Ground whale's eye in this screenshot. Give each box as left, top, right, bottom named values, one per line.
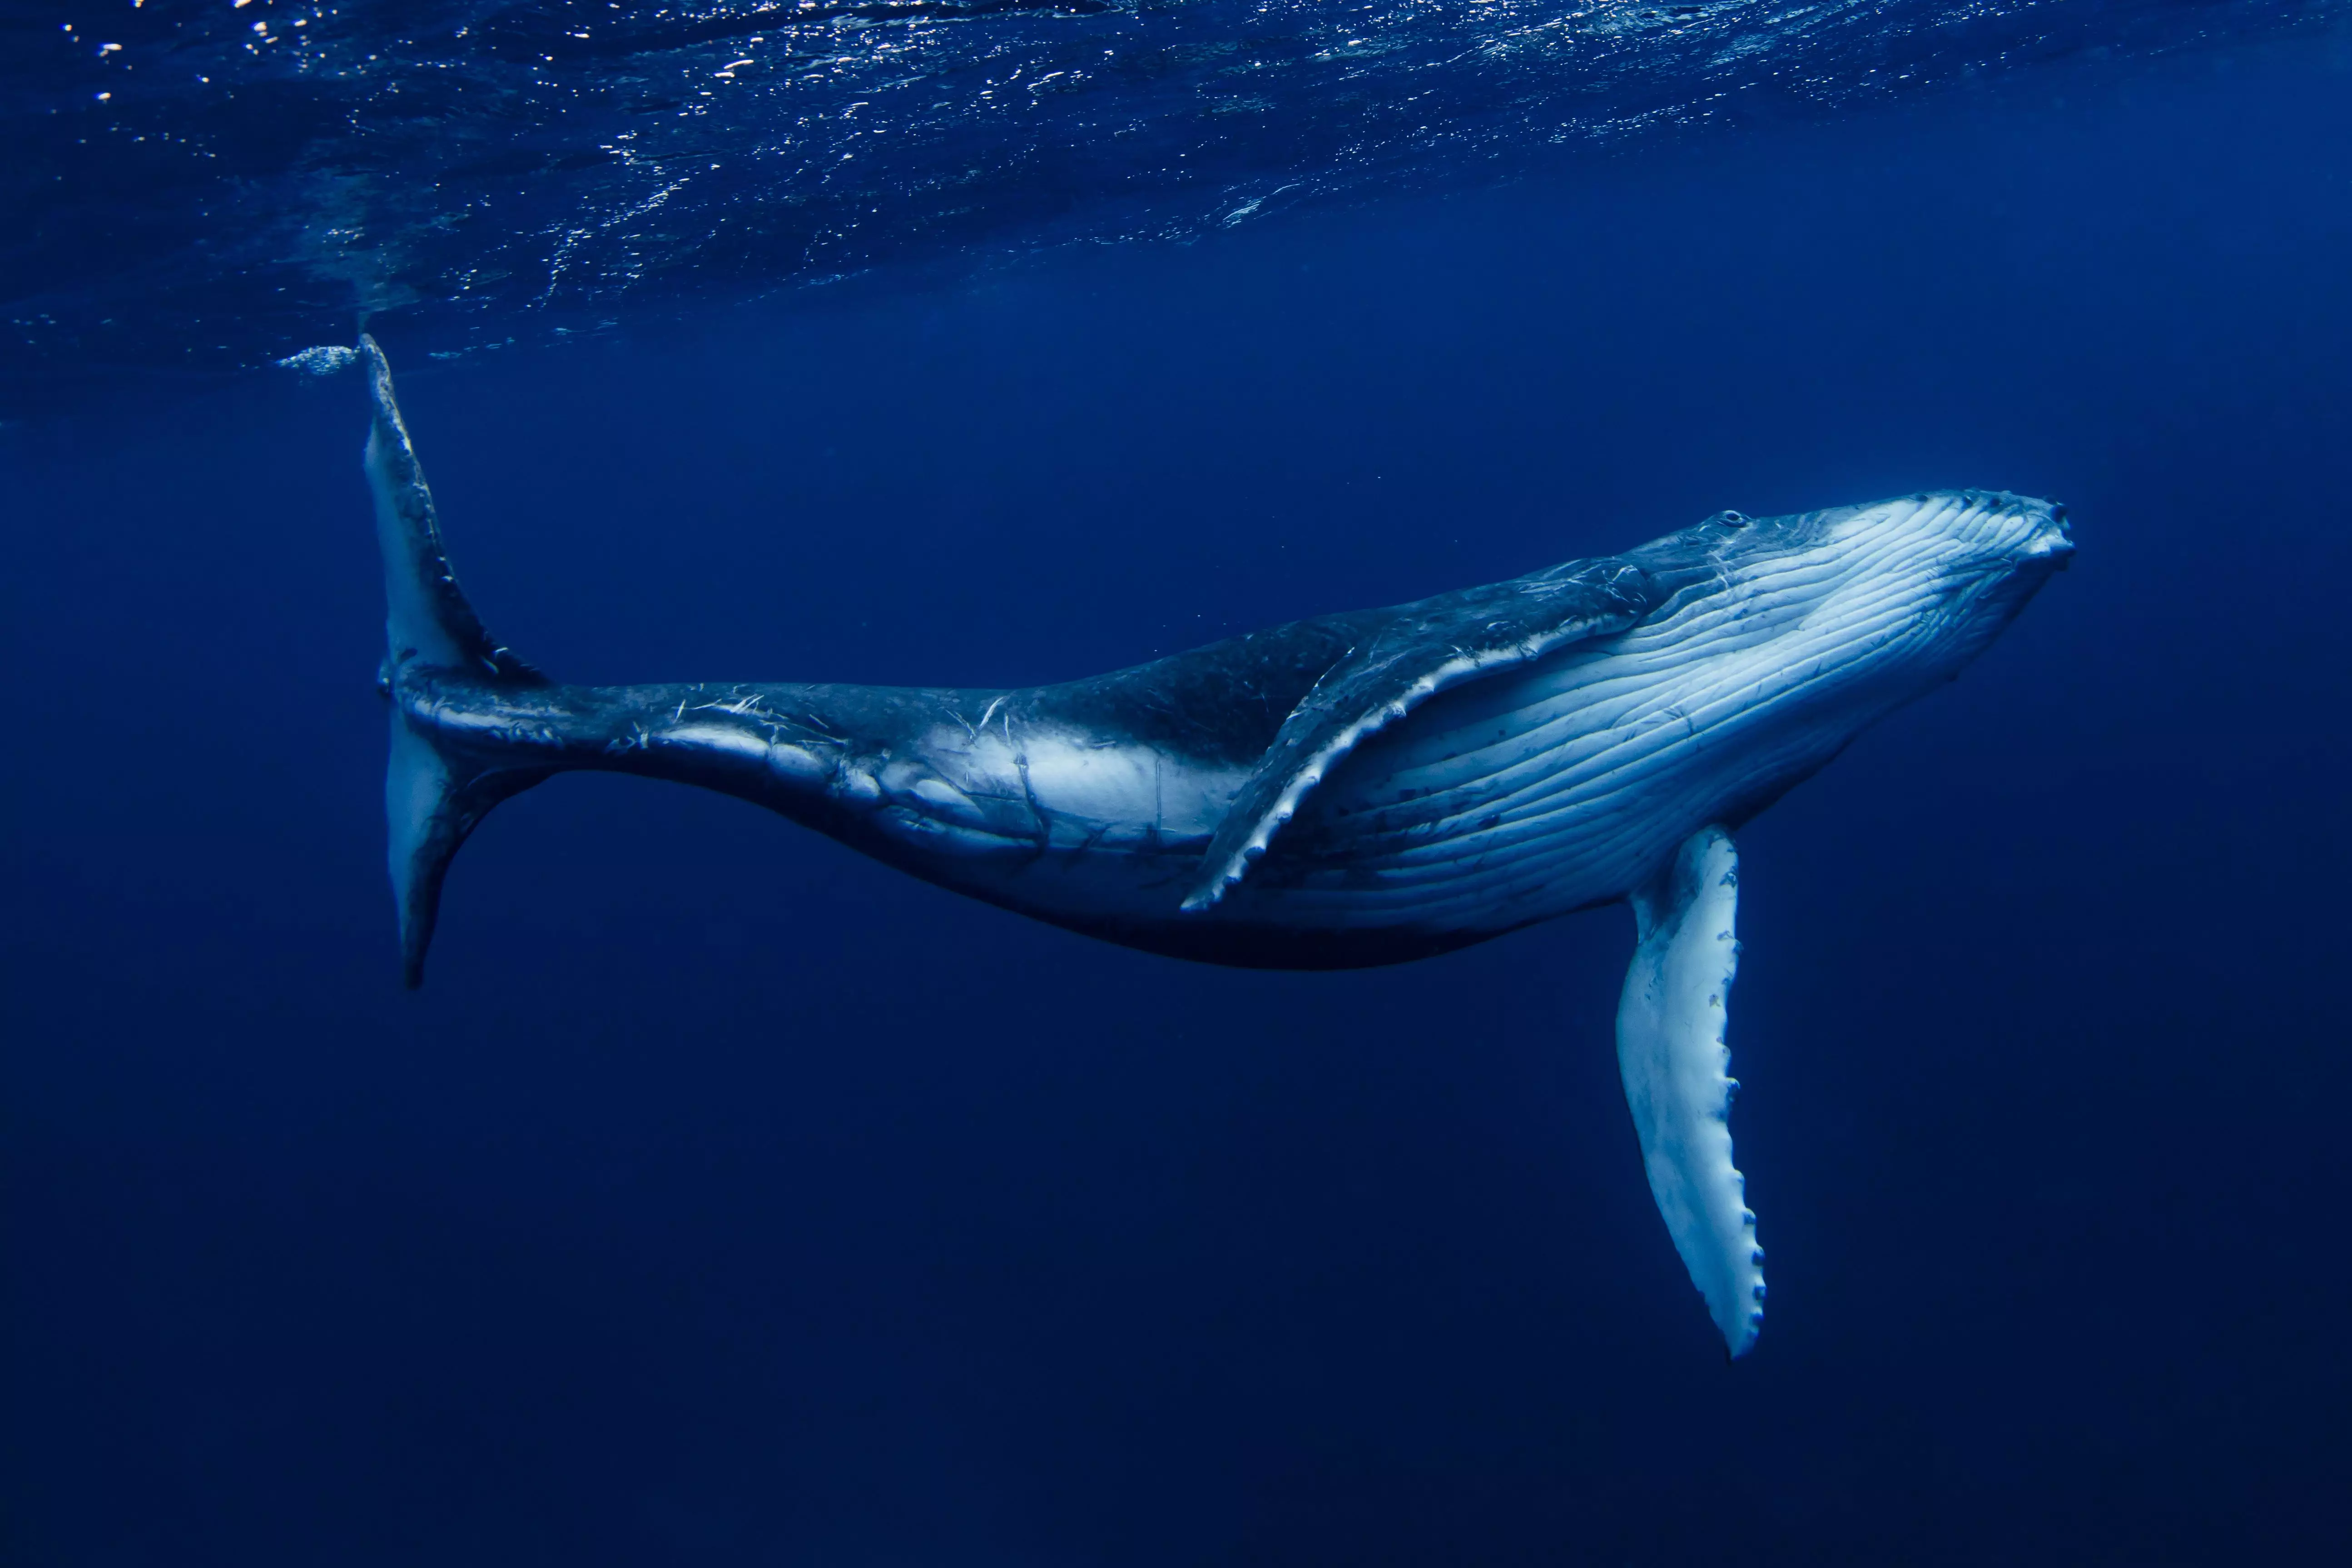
left=1709, top=510, right=1749, bottom=529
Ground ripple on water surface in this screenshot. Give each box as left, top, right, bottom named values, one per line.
left=5, top=0, right=2345, bottom=399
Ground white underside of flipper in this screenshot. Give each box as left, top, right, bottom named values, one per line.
left=1616, top=824, right=1765, bottom=1357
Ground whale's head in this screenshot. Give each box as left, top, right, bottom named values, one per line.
left=1593, top=490, right=2072, bottom=789
left=1833, top=488, right=2074, bottom=606
left=1667, top=489, right=2074, bottom=680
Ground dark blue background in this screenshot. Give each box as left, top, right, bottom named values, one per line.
left=6, top=44, right=2350, bottom=1566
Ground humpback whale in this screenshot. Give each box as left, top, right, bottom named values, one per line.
left=353, top=337, right=2071, bottom=1355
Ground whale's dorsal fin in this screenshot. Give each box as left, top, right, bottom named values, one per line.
left=1181, top=563, right=1648, bottom=910
left=1617, top=825, right=1766, bottom=1358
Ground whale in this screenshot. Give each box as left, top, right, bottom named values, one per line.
left=352, top=336, right=2072, bottom=1355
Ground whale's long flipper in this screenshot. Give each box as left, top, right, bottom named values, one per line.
left=1616, top=825, right=1765, bottom=1357
left=360, top=336, right=553, bottom=987
left=1181, top=566, right=1649, bottom=910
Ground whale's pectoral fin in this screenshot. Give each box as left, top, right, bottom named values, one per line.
left=1181, top=565, right=1649, bottom=910
left=1617, top=824, right=1765, bottom=1358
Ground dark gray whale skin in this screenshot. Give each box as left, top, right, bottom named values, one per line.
left=396, top=565, right=1654, bottom=974
left=365, top=337, right=2072, bottom=986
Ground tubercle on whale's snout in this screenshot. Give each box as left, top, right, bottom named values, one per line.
left=2015, top=502, right=2075, bottom=571
left=1941, top=491, right=2074, bottom=575
left=2041, top=503, right=2077, bottom=567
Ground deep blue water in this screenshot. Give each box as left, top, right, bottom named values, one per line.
left=7, top=6, right=2352, bottom=1566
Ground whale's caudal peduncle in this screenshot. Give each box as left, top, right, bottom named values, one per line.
left=346, top=336, right=2072, bottom=1355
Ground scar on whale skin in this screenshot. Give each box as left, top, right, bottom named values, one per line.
left=339, top=335, right=2072, bottom=1356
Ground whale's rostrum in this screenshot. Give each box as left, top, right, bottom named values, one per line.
left=353, top=336, right=2071, bottom=1356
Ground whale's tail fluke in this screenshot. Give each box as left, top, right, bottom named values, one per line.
left=358, top=336, right=556, bottom=987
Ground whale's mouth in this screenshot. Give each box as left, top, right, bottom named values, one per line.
left=1999, top=511, right=2075, bottom=608
left=2020, top=501, right=2077, bottom=569
left=1898, top=491, right=2075, bottom=588
left=1922, top=496, right=2074, bottom=642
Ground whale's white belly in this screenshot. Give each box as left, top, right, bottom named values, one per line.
left=893, top=506, right=2014, bottom=934
left=1265, top=537, right=1957, bottom=929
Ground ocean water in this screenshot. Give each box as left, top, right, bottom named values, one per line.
left=6, top=4, right=2352, bottom=1564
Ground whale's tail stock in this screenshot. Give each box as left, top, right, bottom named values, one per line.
left=350, top=337, right=945, bottom=988
left=357, top=336, right=559, bottom=987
